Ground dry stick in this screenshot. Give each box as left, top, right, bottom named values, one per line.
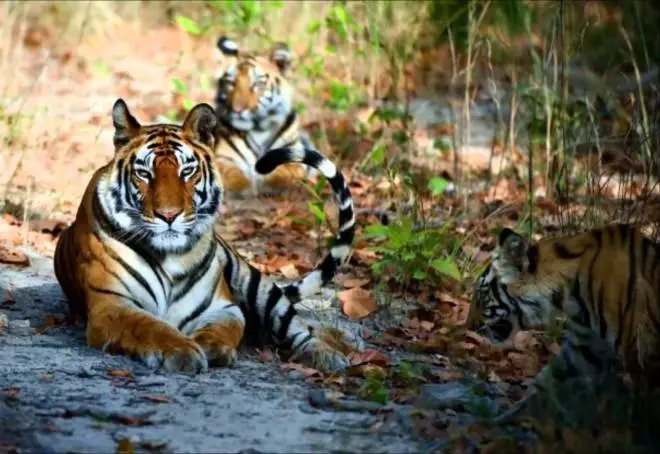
left=528, top=96, right=534, bottom=238
left=507, top=70, right=518, bottom=179
left=557, top=0, right=568, bottom=232
left=584, top=97, right=603, bottom=228
left=544, top=29, right=558, bottom=202
left=495, top=70, right=517, bottom=185
left=461, top=0, right=491, bottom=208
left=620, top=26, right=652, bottom=171
left=485, top=38, right=503, bottom=185
left=461, top=1, right=474, bottom=204
left=447, top=28, right=460, bottom=197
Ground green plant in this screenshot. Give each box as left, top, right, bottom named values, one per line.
left=324, top=79, right=365, bottom=112
left=358, top=368, right=389, bottom=405
left=392, top=361, right=428, bottom=387
left=364, top=217, right=462, bottom=289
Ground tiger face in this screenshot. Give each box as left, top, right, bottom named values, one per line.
left=214, top=36, right=294, bottom=132
left=96, top=99, right=221, bottom=254
left=469, top=229, right=558, bottom=346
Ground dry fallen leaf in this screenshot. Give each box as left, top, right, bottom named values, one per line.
left=279, top=263, right=299, bottom=279
left=346, top=363, right=386, bottom=379
left=512, top=330, right=541, bottom=352
left=348, top=349, right=390, bottom=367
left=143, top=395, right=172, bottom=404
left=108, top=369, right=132, bottom=378
left=280, top=363, right=321, bottom=378
left=113, top=415, right=149, bottom=426
left=340, top=276, right=371, bottom=289
left=547, top=342, right=562, bottom=355
left=265, top=255, right=290, bottom=271
left=413, top=332, right=449, bottom=353
left=352, top=248, right=380, bottom=264
left=464, top=330, right=488, bottom=345
left=420, top=320, right=435, bottom=332
left=508, top=351, right=541, bottom=378
left=338, top=287, right=377, bottom=320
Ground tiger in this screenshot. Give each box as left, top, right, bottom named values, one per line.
left=468, top=224, right=660, bottom=422
left=212, top=35, right=319, bottom=196
left=53, top=98, right=356, bottom=374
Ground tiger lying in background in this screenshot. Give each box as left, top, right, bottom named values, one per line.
left=469, top=224, right=660, bottom=421
left=54, top=98, right=355, bottom=373
left=213, top=36, right=319, bottom=196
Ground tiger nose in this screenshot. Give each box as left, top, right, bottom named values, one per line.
left=231, top=104, right=247, bottom=114
left=154, top=208, right=182, bottom=224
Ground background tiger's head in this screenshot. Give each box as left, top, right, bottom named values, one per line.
left=96, top=99, right=222, bottom=254
left=468, top=229, right=551, bottom=346
left=214, top=36, right=294, bottom=132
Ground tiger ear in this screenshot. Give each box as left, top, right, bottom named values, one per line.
left=270, top=42, right=292, bottom=73
left=498, top=228, right=529, bottom=269
left=182, top=103, right=218, bottom=149
left=112, top=98, right=141, bottom=150
left=217, top=36, right=239, bottom=56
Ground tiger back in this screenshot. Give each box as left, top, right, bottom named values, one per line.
left=54, top=98, right=355, bottom=374
left=213, top=36, right=315, bottom=196
left=469, top=224, right=660, bottom=419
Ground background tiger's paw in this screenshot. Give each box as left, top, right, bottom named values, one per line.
left=312, top=348, right=350, bottom=373
left=205, top=345, right=237, bottom=367
left=293, top=339, right=350, bottom=373
left=140, top=341, right=209, bottom=374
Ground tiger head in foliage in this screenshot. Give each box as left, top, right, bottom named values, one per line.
left=214, top=36, right=295, bottom=133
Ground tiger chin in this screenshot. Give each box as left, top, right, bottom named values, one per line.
left=212, top=35, right=319, bottom=197
left=469, top=224, right=660, bottom=422
left=54, top=98, right=356, bottom=374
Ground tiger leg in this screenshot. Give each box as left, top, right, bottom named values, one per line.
left=261, top=284, right=349, bottom=372
left=261, top=163, right=307, bottom=193
left=217, top=163, right=255, bottom=195
left=85, top=291, right=208, bottom=374
left=190, top=306, right=245, bottom=368
left=495, top=330, right=616, bottom=424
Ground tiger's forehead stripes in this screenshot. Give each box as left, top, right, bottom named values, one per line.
left=127, top=130, right=199, bottom=170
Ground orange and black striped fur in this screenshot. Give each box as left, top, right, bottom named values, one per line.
left=469, top=224, right=660, bottom=420
left=54, top=98, right=356, bottom=373
left=213, top=36, right=317, bottom=196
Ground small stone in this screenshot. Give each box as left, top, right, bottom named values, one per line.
left=415, top=383, right=474, bottom=410
left=8, top=319, right=30, bottom=336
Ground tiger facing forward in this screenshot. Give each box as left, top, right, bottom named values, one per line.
left=212, top=36, right=318, bottom=196
left=469, top=224, right=660, bottom=420
left=54, top=98, right=355, bottom=373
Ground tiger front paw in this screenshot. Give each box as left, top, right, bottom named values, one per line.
left=192, top=318, right=244, bottom=368
left=138, top=338, right=209, bottom=374
left=203, top=345, right=237, bottom=367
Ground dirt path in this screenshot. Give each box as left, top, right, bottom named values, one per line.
left=0, top=252, right=420, bottom=453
